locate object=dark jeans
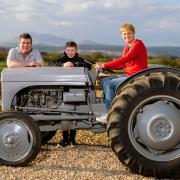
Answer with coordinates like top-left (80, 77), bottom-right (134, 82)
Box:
top-left (62, 130), bottom-right (76, 142)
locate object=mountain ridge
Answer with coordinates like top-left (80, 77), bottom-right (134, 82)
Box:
top-left (0, 32), bottom-right (180, 57)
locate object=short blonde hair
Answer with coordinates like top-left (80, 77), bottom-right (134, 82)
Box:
top-left (120, 23), bottom-right (135, 34)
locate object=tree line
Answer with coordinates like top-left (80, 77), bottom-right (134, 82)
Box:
top-left (0, 48), bottom-right (180, 69)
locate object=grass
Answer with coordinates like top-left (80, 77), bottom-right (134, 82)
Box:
top-left (0, 61), bottom-right (6, 71)
top-left (0, 56), bottom-right (179, 73)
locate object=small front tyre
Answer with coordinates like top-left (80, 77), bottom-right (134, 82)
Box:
top-left (0, 111), bottom-right (41, 166)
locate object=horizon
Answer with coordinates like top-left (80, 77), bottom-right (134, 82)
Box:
top-left (1, 38), bottom-right (180, 58)
top-left (1, 32), bottom-right (180, 48)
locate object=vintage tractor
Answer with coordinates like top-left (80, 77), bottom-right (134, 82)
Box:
top-left (0, 66), bottom-right (179, 178)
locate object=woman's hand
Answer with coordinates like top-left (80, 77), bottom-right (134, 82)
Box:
top-left (94, 63), bottom-right (104, 71)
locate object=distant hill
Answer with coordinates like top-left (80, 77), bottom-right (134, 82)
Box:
top-left (11, 32), bottom-right (71, 46)
top-left (36, 44), bottom-right (180, 57)
top-left (0, 32), bottom-right (180, 57)
top-left (147, 46), bottom-right (180, 57)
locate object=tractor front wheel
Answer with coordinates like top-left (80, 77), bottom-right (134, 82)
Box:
top-left (0, 111), bottom-right (41, 166)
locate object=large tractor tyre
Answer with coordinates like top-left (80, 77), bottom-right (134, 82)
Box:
top-left (41, 131), bottom-right (57, 144)
top-left (0, 111), bottom-right (41, 166)
top-left (107, 72), bottom-right (180, 178)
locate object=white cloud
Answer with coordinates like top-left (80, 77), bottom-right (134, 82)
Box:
top-left (62, 2), bottom-right (91, 13)
top-left (146, 16), bottom-right (180, 30)
top-left (0, 0), bottom-right (180, 45)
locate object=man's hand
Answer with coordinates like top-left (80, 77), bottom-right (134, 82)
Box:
top-left (27, 61), bottom-right (43, 67)
top-left (27, 61), bottom-right (37, 67)
top-left (63, 61), bottom-right (74, 68)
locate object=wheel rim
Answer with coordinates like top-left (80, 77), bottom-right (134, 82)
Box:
top-left (0, 118), bottom-right (33, 162)
top-left (128, 95), bottom-right (180, 161)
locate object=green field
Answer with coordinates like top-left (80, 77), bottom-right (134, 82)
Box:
top-left (0, 50), bottom-right (180, 72)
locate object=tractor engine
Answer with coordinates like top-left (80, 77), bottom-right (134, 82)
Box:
top-left (15, 86), bottom-right (87, 114)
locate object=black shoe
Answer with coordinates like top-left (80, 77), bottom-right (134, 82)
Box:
top-left (69, 141), bottom-right (77, 148)
top-left (59, 140), bottom-right (69, 147)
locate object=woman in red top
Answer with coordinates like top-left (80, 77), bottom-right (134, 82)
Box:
top-left (95, 23), bottom-right (147, 123)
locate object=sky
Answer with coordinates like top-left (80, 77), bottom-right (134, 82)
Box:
top-left (0, 0), bottom-right (180, 46)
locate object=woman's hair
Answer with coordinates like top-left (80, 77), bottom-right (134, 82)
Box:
top-left (19, 33), bottom-right (32, 43)
top-left (120, 23), bottom-right (135, 34)
top-left (65, 41), bottom-right (77, 49)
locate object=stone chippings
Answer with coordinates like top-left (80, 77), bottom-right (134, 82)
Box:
top-left (0, 130), bottom-right (154, 180)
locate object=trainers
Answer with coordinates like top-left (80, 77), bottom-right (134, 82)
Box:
top-left (59, 140), bottom-right (69, 147)
top-left (69, 141), bottom-right (77, 148)
top-left (96, 114), bottom-right (107, 124)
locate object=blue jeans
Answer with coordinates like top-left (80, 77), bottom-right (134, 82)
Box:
top-left (101, 75), bottom-right (128, 110)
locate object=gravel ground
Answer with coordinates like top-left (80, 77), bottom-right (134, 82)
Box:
top-left (0, 130), bottom-right (155, 180)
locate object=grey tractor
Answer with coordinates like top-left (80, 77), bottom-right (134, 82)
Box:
top-left (0, 66), bottom-right (179, 178)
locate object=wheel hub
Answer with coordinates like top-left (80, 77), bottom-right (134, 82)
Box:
top-left (154, 119), bottom-right (172, 139)
top-left (3, 131), bottom-right (20, 149)
top-left (136, 100), bottom-right (180, 151)
top-left (0, 120), bottom-right (33, 161)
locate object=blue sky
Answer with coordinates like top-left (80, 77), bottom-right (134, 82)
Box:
top-left (0, 0), bottom-right (180, 46)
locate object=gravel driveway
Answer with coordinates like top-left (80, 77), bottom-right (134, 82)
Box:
top-left (0, 130), bottom-right (154, 180)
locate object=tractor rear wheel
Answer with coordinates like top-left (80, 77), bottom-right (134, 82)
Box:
top-left (107, 72), bottom-right (180, 178)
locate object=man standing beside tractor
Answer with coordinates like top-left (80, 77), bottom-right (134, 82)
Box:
top-left (7, 33), bottom-right (44, 68)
